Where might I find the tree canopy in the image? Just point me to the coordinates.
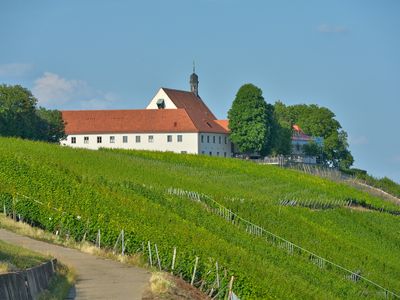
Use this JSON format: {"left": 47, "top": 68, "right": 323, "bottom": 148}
{"left": 273, "top": 101, "right": 353, "bottom": 168}
{"left": 0, "top": 84, "right": 65, "bottom": 142}
{"left": 228, "top": 84, "right": 269, "bottom": 155}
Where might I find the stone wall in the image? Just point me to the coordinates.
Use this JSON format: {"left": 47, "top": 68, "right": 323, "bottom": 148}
{"left": 0, "top": 259, "right": 56, "bottom": 300}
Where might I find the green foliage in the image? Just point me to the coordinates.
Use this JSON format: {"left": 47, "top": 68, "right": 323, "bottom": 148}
{"left": 0, "top": 84, "right": 64, "bottom": 142}
{"left": 266, "top": 103, "right": 292, "bottom": 155}
{"left": 303, "top": 141, "right": 322, "bottom": 157}
{"left": 0, "top": 138, "right": 399, "bottom": 299}
{"left": 0, "top": 239, "right": 48, "bottom": 270}
{"left": 228, "top": 84, "right": 269, "bottom": 155}
{"left": 36, "top": 108, "right": 66, "bottom": 142}
{"left": 343, "top": 168, "right": 400, "bottom": 198}
{"left": 273, "top": 101, "right": 353, "bottom": 168}
{"left": 0, "top": 84, "right": 38, "bottom": 139}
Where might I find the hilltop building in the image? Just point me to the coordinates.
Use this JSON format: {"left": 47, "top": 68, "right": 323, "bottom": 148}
{"left": 61, "top": 71, "right": 232, "bottom": 157}
{"left": 290, "top": 124, "right": 323, "bottom": 164}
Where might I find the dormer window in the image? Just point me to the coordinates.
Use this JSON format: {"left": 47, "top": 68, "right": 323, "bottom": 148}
{"left": 156, "top": 99, "right": 165, "bottom": 109}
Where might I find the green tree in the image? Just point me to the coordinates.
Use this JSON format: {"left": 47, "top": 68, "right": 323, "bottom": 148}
{"left": 36, "top": 108, "right": 66, "bottom": 142}
{"left": 0, "top": 84, "right": 38, "bottom": 139}
{"left": 228, "top": 84, "right": 269, "bottom": 155}
{"left": 266, "top": 103, "right": 292, "bottom": 155}
{"left": 273, "top": 101, "right": 354, "bottom": 168}
{"left": 0, "top": 84, "right": 65, "bottom": 142}
{"left": 303, "top": 141, "right": 322, "bottom": 157}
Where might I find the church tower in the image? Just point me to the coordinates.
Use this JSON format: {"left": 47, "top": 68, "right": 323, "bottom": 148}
{"left": 190, "top": 62, "right": 199, "bottom": 97}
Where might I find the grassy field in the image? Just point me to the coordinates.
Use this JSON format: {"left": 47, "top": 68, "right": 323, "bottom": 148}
{"left": 0, "top": 239, "right": 47, "bottom": 272}
{"left": 0, "top": 233, "right": 74, "bottom": 300}
{"left": 0, "top": 137, "right": 399, "bottom": 299}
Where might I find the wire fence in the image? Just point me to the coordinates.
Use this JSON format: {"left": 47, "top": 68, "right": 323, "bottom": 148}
{"left": 167, "top": 187, "right": 400, "bottom": 299}
{"left": 284, "top": 164, "right": 400, "bottom": 204}
{"left": 2, "top": 187, "right": 399, "bottom": 299}
{"left": 1, "top": 192, "right": 234, "bottom": 299}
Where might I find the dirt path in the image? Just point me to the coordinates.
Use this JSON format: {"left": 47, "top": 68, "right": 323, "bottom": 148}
{"left": 0, "top": 228, "right": 151, "bottom": 300}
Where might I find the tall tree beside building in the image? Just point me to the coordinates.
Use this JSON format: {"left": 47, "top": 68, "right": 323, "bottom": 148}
{"left": 36, "top": 108, "right": 66, "bottom": 142}
{"left": 266, "top": 103, "right": 292, "bottom": 155}
{"left": 228, "top": 84, "right": 269, "bottom": 155}
{"left": 0, "top": 84, "right": 65, "bottom": 142}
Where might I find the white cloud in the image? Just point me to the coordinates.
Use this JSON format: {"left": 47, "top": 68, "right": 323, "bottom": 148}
{"left": 317, "top": 24, "right": 348, "bottom": 34}
{"left": 32, "top": 72, "right": 118, "bottom": 109}
{"left": 349, "top": 135, "right": 368, "bottom": 146}
{"left": 0, "top": 63, "right": 33, "bottom": 77}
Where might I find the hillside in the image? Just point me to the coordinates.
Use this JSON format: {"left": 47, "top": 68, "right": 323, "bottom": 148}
{"left": 0, "top": 137, "right": 399, "bottom": 299}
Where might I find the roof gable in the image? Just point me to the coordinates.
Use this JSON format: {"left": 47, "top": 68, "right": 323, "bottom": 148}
{"left": 162, "top": 88, "right": 227, "bottom": 133}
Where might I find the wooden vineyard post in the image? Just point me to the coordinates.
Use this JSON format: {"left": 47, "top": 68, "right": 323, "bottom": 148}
{"left": 12, "top": 195, "right": 16, "bottom": 221}
{"left": 148, "top": 241, "right": 153, "bottom": 267}
{"left": 96, "top": 229, "right": 101, "bottom": 248}
{"left": 171, "top": 247, "right": 176, "bottom": 274}
{"left": 191, "top": 256, "right": 199, "bottom": 285}
{"left": 216, "top": 261, "right": 220, "bottom": 288}
{"left": 121, "top": 229, "right": 125, "bottom": 256}
{"left": 155, "top": 244, "right": 161, "bottom": 271}
{"left": 82, "top": 231, "right": 87, "bottom": 243}
{"left": 228, "top": 276, "right": 234, "bottom": 300}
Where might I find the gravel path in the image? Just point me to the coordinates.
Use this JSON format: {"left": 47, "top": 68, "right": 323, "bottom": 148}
{"left": 0, "top": 228, "right": 151, "bottom": 299}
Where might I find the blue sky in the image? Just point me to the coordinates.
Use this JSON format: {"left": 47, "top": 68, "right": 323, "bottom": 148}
{"left": 1, "top": 0, "right": 399, "bottom": 183}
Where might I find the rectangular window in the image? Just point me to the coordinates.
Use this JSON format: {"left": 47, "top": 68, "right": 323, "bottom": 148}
{"left": 71, "top": 137, "right": 76, "bottom": 144}
{"left": 219, "top": 136, "right": 221, "bottom": 144}
{"left": 123, "top": 136, "right": 128, "bottom": 143}
{"left": 84, "top": 136, "right": 89, "bottom": 144}
{"left": 97, "top": 136, "right": 102, "bottom": 144}
{"left": 136, "top": 136, "right": 141, "bottom": 143}
{"left": 201, "top": 135, "right": 204, "bottom": 143}
{"left": 177, "top": 135, "right": 183, "bottom": 142}
{"left": 209, "top": 151, "right": 212, "bottom": 156}
{"left": 225, "top": 136, "right": 227, "bottom": 144}
{"left": 224, "top": 152, "right": 227, "bottom": 157}
{"left": 148, "top": 135, "right": 154, "bottom": 143}
{"left": 201, "top": 151, "right": 205, "bottom": 154}
{"left": 181, "top": 151, "right": 187, "bottom": 154}
{"left": 217, "top": 152, "right": 220, "bottom": 156}
{"left": 207, "top": 136, "right": 210, "bottom": 143}
{"left": 167, "top": 135, "right": 172, "bottom": 142}
{"left": 213, "top": 136, "right": 216, "bottom": 143}
{"left": 110, "top": 136, "right": 115, "bottom": 143}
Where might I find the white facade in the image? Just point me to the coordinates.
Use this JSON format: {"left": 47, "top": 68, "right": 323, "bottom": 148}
{"left": 61, "top": 131, "right": 232, "bottom": 157}
{"left": 61, "top": 132, "right": 200, "bottom": 154}
{"left": 198, "top": 133, "right": 232, "bottom": 157}
{"left": 146, "top": 89, "right": 177, "bottom": 109}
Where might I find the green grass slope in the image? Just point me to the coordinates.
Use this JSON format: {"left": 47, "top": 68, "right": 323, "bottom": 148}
{"left": 0, "top": 239, "right": 47, "bottom": 272}
{"left": 0, "top": 137, "right": 399, "bottom": 299}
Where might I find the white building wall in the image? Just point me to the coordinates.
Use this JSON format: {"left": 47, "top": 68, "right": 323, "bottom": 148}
{"left": 198, "top": 133, "right": 232, "bottom": 157}
{"left": 61, "top": 132, "right": 199, "bottom": 154}
{"left": 146, "top": 89, "right": 177, "bottom": 110}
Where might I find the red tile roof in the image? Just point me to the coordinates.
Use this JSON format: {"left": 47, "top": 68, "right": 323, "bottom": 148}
{"left": 214, "top": 120, "right": 230, "bottom": 132}
{"left": 62, "top": 109, "right": 198, "bottom": 134}
{"left": 162, "top": 88, "right": 227, "bottom": 133}
{"left": 62, "top": 88, "right": 229, "bottom": 135}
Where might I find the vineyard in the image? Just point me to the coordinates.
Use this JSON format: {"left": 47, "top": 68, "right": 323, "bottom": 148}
{"left": 0, "top": 137, "right": 399, "bottom": 299}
